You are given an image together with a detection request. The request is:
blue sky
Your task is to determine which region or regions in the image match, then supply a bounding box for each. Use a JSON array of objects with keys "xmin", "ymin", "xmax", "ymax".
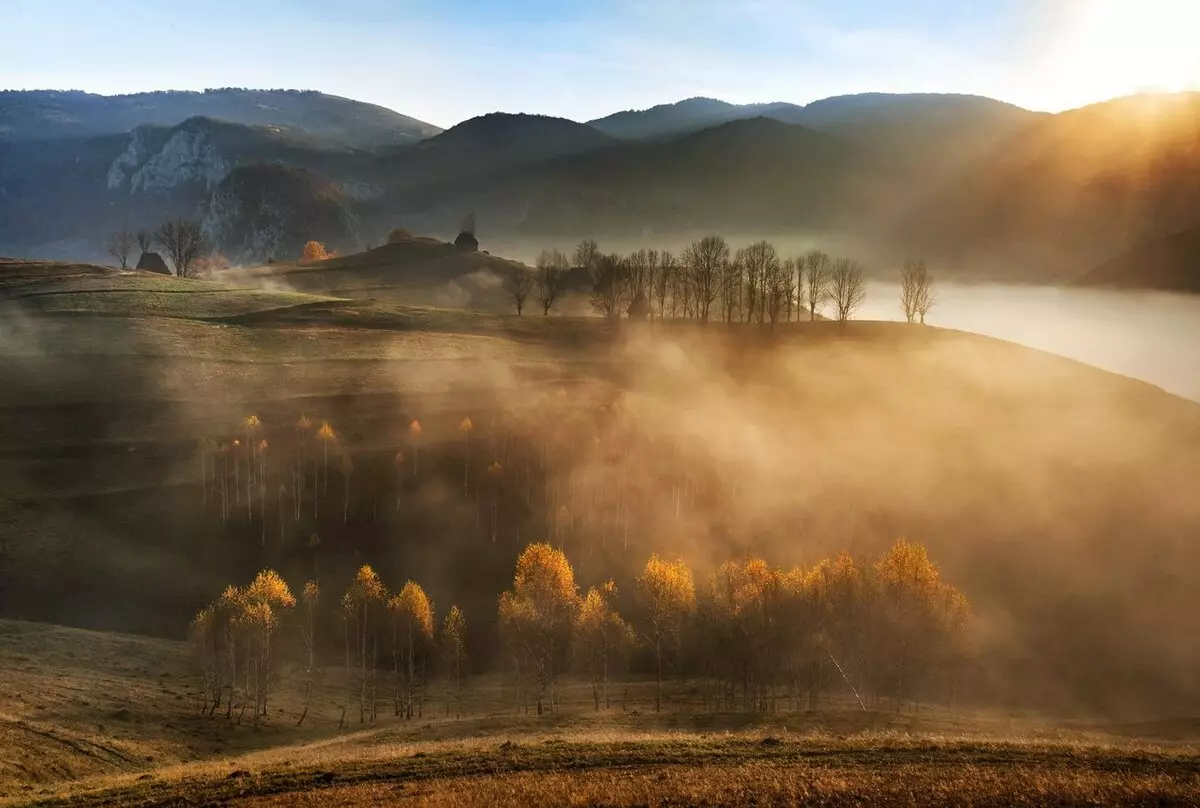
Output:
[{"xmin": 3, "ymin": 0, "xmax": 1198, "ymax": 127}]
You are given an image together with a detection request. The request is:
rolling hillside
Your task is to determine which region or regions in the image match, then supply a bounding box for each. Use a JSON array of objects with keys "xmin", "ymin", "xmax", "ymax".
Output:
[
  {"xmin": 1, "ymin": 255, "xmax": 1199, "ymax": 719},
  {"xmin": 380, "ymin": 117, "xmax": 894, "ymax": 239},
  {"xmin": 1078, "ymin": 225, "xmax": 1200, "ymax": 293}
]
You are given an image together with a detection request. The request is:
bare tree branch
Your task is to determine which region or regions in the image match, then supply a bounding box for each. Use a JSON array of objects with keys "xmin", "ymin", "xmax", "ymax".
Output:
[{"xmin": 107, "ymin": 228, "xmax": 136, "ymax": 269}]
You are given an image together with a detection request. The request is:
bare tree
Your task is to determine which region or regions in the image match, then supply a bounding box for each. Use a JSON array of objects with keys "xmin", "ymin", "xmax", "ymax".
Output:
[
  {"xmin": 684, "ymin": 235, "xmax": 728, "ymax": 324},
  {"xmin": 900, "ymin": 260, "xmax": 938, "ymax": 324},
  {"xmin": 764, "ymin": 255, "xmax": 790, "ymax": 325},
  {"xmin": 624, "ymin": 249, "xmax": 651, "ymax": 307},
  {"xmin": 740, "ymin": 241, "xmax": 779, "ymax": 324},
  {"xmin": 721, "ymin": 252, "xmax": 743, "ymax": 323},
  {"xmin": 916, "ymin": 263, "xmax": 938, "ymax": 324},
  {"xmin": 535, "ymin": 249, "xmax": 568, "ymax": 315},
  {"xmin": 901, "ymin": 260, "xmax": 919, "ymax": 323},
  {"xmin": 155, "ymin": 218, "xmax": 204, "ymax": 278},
  {"xmin": 782, "ymin": 258, "xmax": 800, "ymax": 322},
  {"xmin": 503, "ymin": 267, "xmax": 535, "ymax": 315},
  {"xmin": 460, "ymin": 212, "xmax": 477, "ymax": 236},
  {"xmin": 573, "ymin": 239, "xmax": 599, "ymax": 272},
  {"xmin": 135, "ymin": 230, "xmax": 153, "ymax": 255},
  {"xmin": 107, "ymin": 228, "xmax": 136, "ymax": 269},
  {"xmin": 654, "ymin": 251, "xmax": 675, "ymax": 320},
  {"xmin": 829, "ymin": 258, "xmax": 867, "ymax": 322},
  {"xmin": 589, "ymin": 253, "xmax": 628, "ymax": 318},
  {"xmin": 802, "ymin": 250, "xmax": 831, "ymax": 321}
]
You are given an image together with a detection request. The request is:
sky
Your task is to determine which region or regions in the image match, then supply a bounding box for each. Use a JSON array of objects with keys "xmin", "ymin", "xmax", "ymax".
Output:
[{"xmin": 3, "ymin": 0, "xmax": 1199, "ymax": 128}]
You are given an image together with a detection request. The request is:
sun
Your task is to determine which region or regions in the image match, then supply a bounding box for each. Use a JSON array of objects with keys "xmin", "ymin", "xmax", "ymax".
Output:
[{"xmin": 1035, "ymin": 0, "xmax": 1200, "ymax": 109}]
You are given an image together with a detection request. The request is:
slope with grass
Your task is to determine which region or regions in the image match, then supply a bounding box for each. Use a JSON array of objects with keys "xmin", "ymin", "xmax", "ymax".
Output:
[{"xmin": 2, "ymin": 255, "xmax": 1200, "ymax": 721}]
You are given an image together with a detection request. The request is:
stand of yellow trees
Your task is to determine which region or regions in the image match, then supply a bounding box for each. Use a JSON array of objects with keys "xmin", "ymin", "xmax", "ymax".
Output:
[{"xmin": 191, "ymin": 539, "xmax": 969, "ymax": 724}]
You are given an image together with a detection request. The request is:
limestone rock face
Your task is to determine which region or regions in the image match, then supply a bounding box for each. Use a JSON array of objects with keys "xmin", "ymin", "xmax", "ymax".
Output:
[{"xmin": 107, "ymin": 123, "xmax": 231, "ymax": 193}]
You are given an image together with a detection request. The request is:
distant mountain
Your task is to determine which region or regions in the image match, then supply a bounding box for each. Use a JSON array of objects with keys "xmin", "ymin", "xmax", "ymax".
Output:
[
  {"xmin": 780, "ymin": 93, "xmax": 1044, "ymax": 170},
  {"xmin": 906, "ymin": 93, "xmax": 1200, "ymax": 279},
  {"xmin": 0, "ymin": 88, "xmax": 441, "ymax": 148},
  {"xmin": 375, "ymin": 113, "xmax": 618, "ymax": 193},
  {"xmin": 1078, "ymin": 226, "xmax": 1200, "ymax": 293},
  {"xmin": 380, "ymin": 117, "xmax": 892, "ymax": 238},
  {"xmin": 589, "ymin": 93, "xmax": 1040, "ymax": 170},
  {"xmin": 588, "ymin": 97, "xmax": 776, "ymax": 140}
]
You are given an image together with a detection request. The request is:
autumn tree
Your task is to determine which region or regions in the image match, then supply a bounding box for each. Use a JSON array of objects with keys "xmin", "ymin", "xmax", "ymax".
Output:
[
  {"xmin": 497, "ymin": 543, "xmax": 580, "ymax": 714},
  {"xmin": 802, "ymin": 250, "xmax": 831, "ymax": 320},
  {"xmin": 388, "ymin": 581, "xmax": 435, "ymax": 719},
  {"xmin": 703, "ymin": 558, "xmax": 785, "ymax": 712},
  {"xmin": 873, "ymin": 539, "xmax": 968, "ymax": 708},
  {"xmin": 107, "ymin": 228, "xmax": 135, "ymax": 269},
  {"xmin": 342, "ymin": 565, "xmax": 387, "ymax": 723},
  {"xmin": 242, "ymin": 569, "xmax": 296, "ymax": 722},
  {"xmin": 574, "ymin": 581, "xmax": 635, "ymax": 711},
  {"xmin": 441, "ymin": 605, "xmax": 468, "ymax": 718},
  {"xmin": 535, "ymin": 249, "xmax": 568, "ymax": 315},
  {"xmin": 502, "ymin": 267, "xmax": 536, "ymax": 315},
  {"xmin": 155, "ymin": 218, "xmax": 204, "ymax": 277},
  {"xmin": 829, "ymin": 257, "xmax": 867, "ymax": 322},
  {"xmin": 302, "ymin": 240, "xmax": 330, "ymax": 261},
  {"xmin": 317, "ymin": 421, "xmax": 335, "ymax": 497},
  {"xmin": 636, "ymin": 555, "xmax": 696, "ymax": 712}
]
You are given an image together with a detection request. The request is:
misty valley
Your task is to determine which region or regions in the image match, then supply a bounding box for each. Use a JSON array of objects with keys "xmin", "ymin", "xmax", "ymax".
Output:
[{"xmin": 3, "ymin": 70, "xmax": 1200, "ymax": 808}]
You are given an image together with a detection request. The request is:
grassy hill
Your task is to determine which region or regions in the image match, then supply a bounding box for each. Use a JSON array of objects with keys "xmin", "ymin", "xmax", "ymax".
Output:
[{"xmin": 2, "ymin": 253, "xmax": 1200, "ymax": 720}]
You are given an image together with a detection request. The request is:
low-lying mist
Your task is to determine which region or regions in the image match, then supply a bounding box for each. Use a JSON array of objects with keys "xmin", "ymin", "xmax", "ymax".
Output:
[{"xmin": 1, "ymin": 289, "xmax": 1198, "ymax": 722}]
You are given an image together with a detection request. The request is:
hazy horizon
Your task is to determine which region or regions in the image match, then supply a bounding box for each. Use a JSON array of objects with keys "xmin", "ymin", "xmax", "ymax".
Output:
[{"xmin": 5, "ymin": 0, "xmax": 1199, "ymax": 128}]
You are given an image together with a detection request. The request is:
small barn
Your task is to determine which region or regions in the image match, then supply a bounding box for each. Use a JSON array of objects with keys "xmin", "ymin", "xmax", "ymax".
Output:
[{"xmin": 136, "ymin": 252, "xmax": 171, "ymax": 275}]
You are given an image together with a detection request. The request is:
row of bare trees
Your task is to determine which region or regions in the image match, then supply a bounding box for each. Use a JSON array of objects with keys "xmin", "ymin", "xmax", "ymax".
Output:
[
  {"xmin": 506, "ymin": 239, "xmax": 938, "ymax": 326},
  {"xmin": 107, "ymin": 219, "xmax": 204, "ymax": 277},
  {"xmin": 193, "ymin": 538, "xmax": 970, "ymax": 724},
  {"xmin": 503, "ymin": 237, "xmax": 872, "ymax": 323}
]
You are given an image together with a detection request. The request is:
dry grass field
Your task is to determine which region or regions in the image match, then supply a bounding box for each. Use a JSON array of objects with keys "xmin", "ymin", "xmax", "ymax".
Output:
[{"xmin": 2, "ymin": 620, "xmax": 1198, "ymax": 807}]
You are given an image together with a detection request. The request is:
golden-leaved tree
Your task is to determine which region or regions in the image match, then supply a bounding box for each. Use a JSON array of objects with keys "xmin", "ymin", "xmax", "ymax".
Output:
[
  {"xmin": 872, "ymin": 538, "xmax": 970, "ymax": 708},
  {"xmin": 389, "ymin": 581, "xmax": 434, "ymax": 719},
  {"xmin": 573, "ymin": 581, "xmax": 636, "ymax": 711},
  {"xmin": 342, "ymin": 565, "xmax": 387, "ymax": 724},
  {"xmin": 498, "ymin": 543, "xmax": 580, "ymax": 715},
  {"xmin": 636, "ymin": 554, "xmax": 696, "ymax": 712},
  {"xmin": 441, "ymin": 606, "xmax": 468, "ymax": 717},
  {"xmin": 242, "ymin": 569, "xmax": 296, "ymax": 723},
  {"xmin": 301, "ymin": 240, "xmax": 330, "ymax": 261}
]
